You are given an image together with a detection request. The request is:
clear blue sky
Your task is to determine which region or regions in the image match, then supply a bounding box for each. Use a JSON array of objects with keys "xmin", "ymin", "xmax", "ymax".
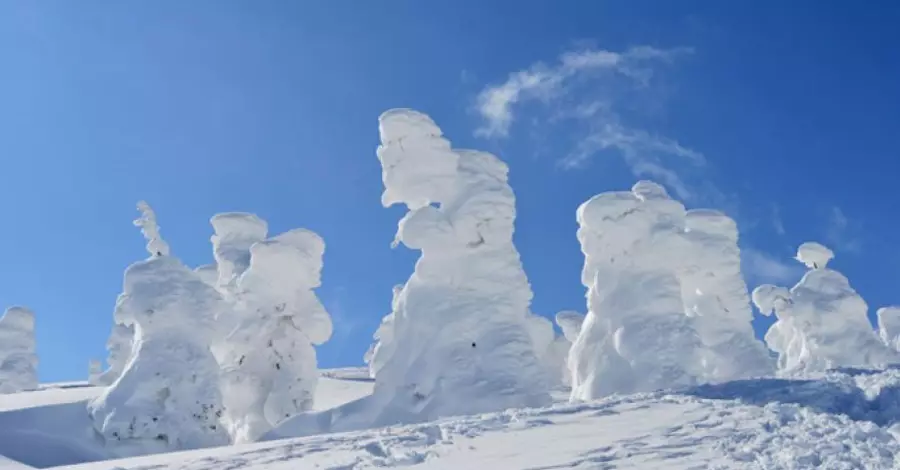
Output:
[{"xmin": 2, "ymin": 2, "xmax": 899, "ymax": 382}]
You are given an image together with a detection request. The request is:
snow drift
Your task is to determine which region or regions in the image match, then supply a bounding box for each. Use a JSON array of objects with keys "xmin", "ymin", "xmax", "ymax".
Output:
[
  {"xmin": 753, "ymin": 242, "xmax": 899, "ymax": 375},
  {"xmin": 0, "ymin": 307, "xmax": 37, "ymax": 394}
]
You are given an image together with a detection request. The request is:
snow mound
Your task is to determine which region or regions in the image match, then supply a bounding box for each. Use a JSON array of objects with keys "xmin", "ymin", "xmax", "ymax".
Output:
[
  {"xmin": 753, "ymin": 242, "xmax": 899, "ymax": 375},
  {"xmin": 0, "ymin": 307, "xmax": 38, "ymax": 394}
]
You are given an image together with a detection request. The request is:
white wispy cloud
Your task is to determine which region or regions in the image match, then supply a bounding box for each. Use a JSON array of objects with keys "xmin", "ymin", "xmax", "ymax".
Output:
[
  {"xmin": 474, "ymin": 46, "xmax": 703, "ymax": 200},
  {"xmin": 741, "ymin": 247, "xmax": 804, "ymax": 286},
  {"xmin": 825, "ymin": 206, "xmax": 862, "ymax": 253}
]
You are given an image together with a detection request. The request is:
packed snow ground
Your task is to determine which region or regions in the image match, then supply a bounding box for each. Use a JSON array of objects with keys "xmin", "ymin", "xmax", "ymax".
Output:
[{"xmin": 6, "ymin": 367, "xmax": 900, "ymax": 468}]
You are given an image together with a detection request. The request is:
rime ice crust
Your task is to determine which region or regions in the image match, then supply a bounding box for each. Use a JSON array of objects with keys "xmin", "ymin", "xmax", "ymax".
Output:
[
  {"xmin": 0, "ymin": 306, "xmax": 38, "ymax": 394},
  {"xmin": 367, "ymin": 109, "xmax": 552, "ymax": 421},
  {"xmin": 753, "ymin": 243, "xmax": 899, "ymax": 375}
]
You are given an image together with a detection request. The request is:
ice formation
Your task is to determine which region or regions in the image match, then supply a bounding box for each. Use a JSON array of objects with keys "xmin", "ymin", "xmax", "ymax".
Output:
[
  {"xmin": 878, "ymin": 307, "xmax": 900, "ymax": 352},
  {"xmin": 554, "ymin": 311, "xmax": 585, "ymax": 387},
  {"xmin": 217, "ymin": 228, "xmax": 333, "ymax": 443},
  {"xmin": 569, "ymin": 181, "xmax": 705, "ymax": 401},
  {"xmin": 366, "ymin": 108, "xmax": 551, "ymax": 422},
  {"xmin": 88, "ymin": 203, "xmax": 228, "ymax": 455},
  {"xmin": 0, "ymin": 306, "xmax": 38, "ymax": 394},
  {"xmin": 133, "ymin": 201, "xmax": 170, "ymax": 257},
  {"xmin": 95, "ymin": 323, "xmax": 135, "ymax": 386},
  {"xmin": 209, "ymin": 213, "xmax": 268, "ymax": 294},
  {"xmin": 753, "ymin": 242, "xmax": 898, "ymax": 375},
  {"xmin": 680, "ymin": 209, "xmax": 773, "ymax": 381}
]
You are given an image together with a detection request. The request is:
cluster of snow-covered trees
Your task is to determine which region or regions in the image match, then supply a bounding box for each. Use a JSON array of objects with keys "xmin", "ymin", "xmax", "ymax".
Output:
[
  {"xmin": 6, "ymin": 107, "xmax": 900, "ymax": 451},
  {"xmin": 85, "ymin": 202, "xmax": 333, "ymax": 456}
]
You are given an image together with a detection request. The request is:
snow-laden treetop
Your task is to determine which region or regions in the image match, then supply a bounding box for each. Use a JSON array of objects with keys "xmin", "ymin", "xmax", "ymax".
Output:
[
  {"xmin": 133, "ymin": 201, "xmax": 170, "ymax": 257},
  {"xmin": 210, "ymin": 212, "xmax": 269, "ymax": 288},
  {"xmin": 0, "ymin": 306, "xmax": 34, "ymax": 333},
  {"xmin": 377, "ymin": 109, "xmax": 459, "ymax": 210},
  {"xmin": 795, "ymin": 242, "xmax": 835, "ymax": 270}
]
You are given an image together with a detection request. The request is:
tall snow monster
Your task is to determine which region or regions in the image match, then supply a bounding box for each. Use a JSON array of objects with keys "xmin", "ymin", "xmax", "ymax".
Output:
[
  {"xmin": 0, "ymin": 306, "xmax": 38, "ymax": 394},
  {"xmin": 88, "ymin": 202, "xmax": 228, "ymax": 456},
  {"xmin": 217, "ymin": 227, "xmax": 333, "ymax": 443},
  {"xmin": 367, "ymin": 108, "xmax": 551, "ymax": 421},
  {"xmin": 753, "ymin": 242, "xmax": 898, "ymax": 375}
]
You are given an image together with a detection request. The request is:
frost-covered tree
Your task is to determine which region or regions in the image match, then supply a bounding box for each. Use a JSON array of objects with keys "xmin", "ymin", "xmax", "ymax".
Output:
[
  {"xmin": 878, "ymin": 307, "xmax": 900, "ymax": 352},
  {"xmin": 88, "ymin": 202, "xmax": 228, "ymax": 456},
  {"xmin": 134, "ymin": 201, "xmax": 170, "ymax": 257},
  {"xmin": 88, "ymin": 359, "xmax": 103, "ymax": 385},
  {"xmin": 0, "ymin": 306, "xmax": 38, "ymax": 394},
  {"xmin": 217, "ymin": 228, "xmax": 333, "ymax": 443},
  {"xmin": 569, "ymin": 181, "xmax": 705, "ymax": 401},
  {"xmin": 752, "ymin": 242, "xmax": 898, "ymax": 375},
  {"xmin": 680, "ymin": 209, "xmax": 773, "ymax": 381},
  {"xmin": 364, "ymin": 285, "xmax": 402, "ymax": 379},
  {"xmin": 367, "ymin": 109, "xmax": 551, "ymax": 421},
  {"xmin": 554, "ymin": 311, "xmax": 585, "ymax": 387},
  {"xmin": 209, "ymin": 213, "xmax": 268, "ymax": 295},
  {"xmin": 95, "ymin": 323, "xmax": 134, "ymax": 386}
]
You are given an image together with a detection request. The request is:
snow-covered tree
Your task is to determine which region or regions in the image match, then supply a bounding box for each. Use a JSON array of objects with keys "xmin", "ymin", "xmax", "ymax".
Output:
[
  {"xmin": 134, "ymin": 201, "xmax": 170, "ymax": 257},
  {"xmin": 217, "ymin": 228, "xmax": 333, "ymax": 443},
  {"xmin": 89, "ymin": 359, "xmax": 103, "ymax": 385},
  {"xmin": 752, "ymin": 242, "xmax": 898, "ymax": 375},
  {"xmin": 680, "ymin": 209, "xmax": 773, "ymax": 381},
  {"xmin": 95, "ymin": 323, "xmax": 134, "ymax": 386},
  {"xmin": 0, "ymin": 306, "xmax": 38, "ymax": 394},
  {"xmin": 88, "ymin": 202, "xmax": 228, "ymax": 456},
  {"xmin": 554, "ymin": 311, "xmax": 585, "ymax": 387},
  {"xmin": 367, "ymin": 109, "xmax": 551, "ymax": 422},
  {"xmin": 364, "ymin": 285, "xmax": 402, "ymax": 379},
  {"xmin": 569, "ymin": 181, "xmax": 705, "ymax": 401},
  {"xmin": 209, "ymin": 213, "xmax": 268, "ymax": 295},
  {"xmin": 878, "ymin": 307, "xmax": 900, "ymax": 352}
]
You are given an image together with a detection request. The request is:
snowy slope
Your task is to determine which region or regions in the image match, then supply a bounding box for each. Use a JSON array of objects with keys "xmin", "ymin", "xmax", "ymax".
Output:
[
  {"xmin": 31, "ymin": 367, "xmax": 900, "ymax": 469},
  {"xmin": 0, "ymin": 370, "xmax": 373, "ymax": 469}
]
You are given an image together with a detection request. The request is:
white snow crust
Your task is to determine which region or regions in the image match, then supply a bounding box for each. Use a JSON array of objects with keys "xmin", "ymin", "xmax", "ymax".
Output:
[{"xmin": 0, "ymin": 307, "xmax": 38, "ymax": 394}]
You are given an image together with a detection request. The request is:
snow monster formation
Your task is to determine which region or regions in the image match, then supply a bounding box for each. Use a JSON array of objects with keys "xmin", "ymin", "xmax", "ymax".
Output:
[
  {"xmin": 681, "ymin": 209, "xmax": 774, "ymax": 381},
  {"xmin": 0, "ymin": 306, "xmax": 38, "ymax": 394},
  {"xmin": 554, "ymin": 310, "xmax": 585, "ymax": 387},
  {"xmin": 570, "ymin": 181, "xmax": 706, "ymax": 401},
  {"xmin": 88, "ymin": 202, "xmax": 229, "ymax": 456},
  {"xmin": 94, "ymin": 323, "xmax": 134, "ymax": 386},
  {"xmin": 753, "ymin": 242, "xmax": 899, "ymax": 375},
  {"xmin": 368, "ymin": 109, "xmax": 551, "ymax": 421},
  {"xmin": 217, "ymin": 227, "xmax": 333, "ymax": 443}
]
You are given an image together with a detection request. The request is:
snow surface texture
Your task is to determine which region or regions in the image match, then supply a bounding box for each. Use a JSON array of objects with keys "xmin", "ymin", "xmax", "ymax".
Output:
[
  {"xmin": 218, "ymin": 228, "xmax": 333, "ymax": 443},
  {"xmin": 681, "ymin": 209, "xmax": 774, "ymax": 381},
  {"xmin": 570, "ymin": 181, "xmax": 707, "ymax": 400},
  {"xmin": 0, "ymin": 307, "xmax": 37, "ymax": 394},
  {"xmin": 71, "ymin": 367, "xmax": 900, "ymax": 470},
  {"xmin": 0, "ymin": 369, "xmax": 374, "ymax": 469},
  {"xmin": 88, "ymin": 203, "xmax": 229, "ymax": 456},
  {"xmin": 753, "ymin": 242, "xmax": 899, "ymax": 376},
  {"xmin": 363, "ymin": 109, "xmax": 551, "ymax": 427},
  {"xmin": 879, "ymin": 307, "xmax": 900, "ymax": 352}
]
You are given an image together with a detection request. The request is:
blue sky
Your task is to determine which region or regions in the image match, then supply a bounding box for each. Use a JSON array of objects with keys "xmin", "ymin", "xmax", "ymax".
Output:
[{"xmin": 2, "ymin": 2, "xmax": 900, "ymax": 381}]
